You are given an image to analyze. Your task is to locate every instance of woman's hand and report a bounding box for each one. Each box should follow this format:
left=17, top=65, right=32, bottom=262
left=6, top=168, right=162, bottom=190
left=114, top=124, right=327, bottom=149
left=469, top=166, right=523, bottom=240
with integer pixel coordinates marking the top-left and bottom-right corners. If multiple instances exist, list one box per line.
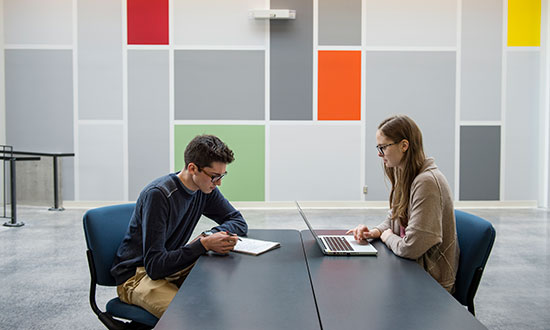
left=346, top=225, right=381, bottom=241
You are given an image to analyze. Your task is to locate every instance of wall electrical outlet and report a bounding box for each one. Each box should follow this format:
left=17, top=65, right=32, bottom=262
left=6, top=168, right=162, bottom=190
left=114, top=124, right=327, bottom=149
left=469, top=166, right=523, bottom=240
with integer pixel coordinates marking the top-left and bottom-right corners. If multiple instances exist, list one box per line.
left=363, top=186, right=368, bottom=194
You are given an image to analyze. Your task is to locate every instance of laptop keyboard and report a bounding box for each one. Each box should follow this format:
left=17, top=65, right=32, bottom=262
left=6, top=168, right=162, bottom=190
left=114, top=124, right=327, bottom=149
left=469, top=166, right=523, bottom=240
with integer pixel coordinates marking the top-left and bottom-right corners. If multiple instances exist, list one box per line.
left=324, top=236, right=354, bottom=252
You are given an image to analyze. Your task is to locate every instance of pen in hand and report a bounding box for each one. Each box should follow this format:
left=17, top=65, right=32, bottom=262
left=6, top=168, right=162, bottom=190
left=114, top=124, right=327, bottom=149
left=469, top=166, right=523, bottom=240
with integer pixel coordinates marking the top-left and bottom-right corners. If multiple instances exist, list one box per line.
left=226, top=231, right=242, bottom=241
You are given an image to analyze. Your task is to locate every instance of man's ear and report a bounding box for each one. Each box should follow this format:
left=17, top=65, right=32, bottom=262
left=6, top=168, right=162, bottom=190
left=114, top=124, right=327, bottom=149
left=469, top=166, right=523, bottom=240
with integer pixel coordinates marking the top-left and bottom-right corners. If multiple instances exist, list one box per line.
left=187, top=162, right=198, bottom=174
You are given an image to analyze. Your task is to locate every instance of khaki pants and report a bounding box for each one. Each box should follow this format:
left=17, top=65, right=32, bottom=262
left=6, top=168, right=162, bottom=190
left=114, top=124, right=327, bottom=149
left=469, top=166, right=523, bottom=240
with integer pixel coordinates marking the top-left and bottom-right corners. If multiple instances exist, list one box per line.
left=117, top=263, right=195, bottom=318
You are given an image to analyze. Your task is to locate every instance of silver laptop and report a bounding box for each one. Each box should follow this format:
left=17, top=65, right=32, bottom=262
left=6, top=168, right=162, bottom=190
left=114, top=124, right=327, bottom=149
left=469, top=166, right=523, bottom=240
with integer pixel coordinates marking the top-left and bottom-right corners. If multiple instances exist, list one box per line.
left=296, top=201, right=377, bottom=256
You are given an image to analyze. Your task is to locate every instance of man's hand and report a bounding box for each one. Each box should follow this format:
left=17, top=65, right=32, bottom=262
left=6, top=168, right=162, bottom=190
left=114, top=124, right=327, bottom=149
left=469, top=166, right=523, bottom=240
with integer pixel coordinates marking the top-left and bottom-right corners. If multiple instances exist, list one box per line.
left=346, top=225, right=381, bottom=241
left=200, top=232, right=238, bottom=254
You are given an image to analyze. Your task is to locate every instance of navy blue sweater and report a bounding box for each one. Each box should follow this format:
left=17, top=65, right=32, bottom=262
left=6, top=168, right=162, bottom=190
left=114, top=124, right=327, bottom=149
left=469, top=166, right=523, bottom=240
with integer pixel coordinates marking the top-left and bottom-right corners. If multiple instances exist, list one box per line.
left=111, top=173, right=248, bottom=285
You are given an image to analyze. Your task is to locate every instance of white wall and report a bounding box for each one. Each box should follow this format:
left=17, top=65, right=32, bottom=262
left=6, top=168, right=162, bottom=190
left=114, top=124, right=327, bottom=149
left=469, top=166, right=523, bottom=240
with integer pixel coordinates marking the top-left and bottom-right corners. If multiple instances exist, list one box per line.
left=1, top=0, right=548, bottom=205
left=543, top=0, right=550, bottom=208
left=1, top=0, right=5, bottom=202
left=0, top=0, right=6, bottom=144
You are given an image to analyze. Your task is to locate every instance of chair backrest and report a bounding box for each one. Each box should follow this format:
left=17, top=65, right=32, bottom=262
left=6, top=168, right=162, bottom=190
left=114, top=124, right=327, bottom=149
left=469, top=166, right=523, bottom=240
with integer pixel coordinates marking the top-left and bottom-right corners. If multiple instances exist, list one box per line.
left=83, top=203, right=136, bottom=286
left=453, top=210, right=496, bottom=306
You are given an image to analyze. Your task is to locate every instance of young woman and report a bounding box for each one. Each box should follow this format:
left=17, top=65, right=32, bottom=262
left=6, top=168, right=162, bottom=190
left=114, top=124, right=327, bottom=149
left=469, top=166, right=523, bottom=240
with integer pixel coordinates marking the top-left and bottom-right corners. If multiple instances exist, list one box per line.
left=347, top=115, right=459, bottom=292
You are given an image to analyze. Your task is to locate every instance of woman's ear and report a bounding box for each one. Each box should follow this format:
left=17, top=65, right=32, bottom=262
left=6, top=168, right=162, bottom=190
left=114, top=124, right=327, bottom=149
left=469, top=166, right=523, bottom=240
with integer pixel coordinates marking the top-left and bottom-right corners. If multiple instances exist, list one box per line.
left=401, top=140, right=409, bottom=152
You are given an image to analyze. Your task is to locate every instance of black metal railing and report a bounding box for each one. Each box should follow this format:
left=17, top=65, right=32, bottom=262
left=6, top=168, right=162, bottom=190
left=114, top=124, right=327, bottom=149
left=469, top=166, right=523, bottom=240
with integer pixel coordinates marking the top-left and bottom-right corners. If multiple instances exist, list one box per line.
left=1, top=145, right=41, bottom=227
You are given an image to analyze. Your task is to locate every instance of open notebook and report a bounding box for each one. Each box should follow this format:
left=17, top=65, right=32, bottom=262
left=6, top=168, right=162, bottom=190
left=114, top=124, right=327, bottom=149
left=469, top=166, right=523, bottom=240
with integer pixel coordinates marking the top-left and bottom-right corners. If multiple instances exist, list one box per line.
left=233, top=237, right=281, bottom=256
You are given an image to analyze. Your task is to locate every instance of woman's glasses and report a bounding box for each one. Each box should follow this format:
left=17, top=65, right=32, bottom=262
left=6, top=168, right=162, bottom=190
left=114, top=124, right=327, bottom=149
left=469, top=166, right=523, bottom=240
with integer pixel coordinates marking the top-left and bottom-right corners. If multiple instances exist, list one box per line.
left=375, top=142, right=398, bottom=156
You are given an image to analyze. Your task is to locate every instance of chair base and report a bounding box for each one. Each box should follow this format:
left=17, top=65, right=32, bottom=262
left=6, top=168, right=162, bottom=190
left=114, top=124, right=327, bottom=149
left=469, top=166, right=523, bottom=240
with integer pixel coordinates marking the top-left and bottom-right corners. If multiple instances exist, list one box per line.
left=98, top=312, right=153, bottom=330
left=106, top=298, right=158, bottom=328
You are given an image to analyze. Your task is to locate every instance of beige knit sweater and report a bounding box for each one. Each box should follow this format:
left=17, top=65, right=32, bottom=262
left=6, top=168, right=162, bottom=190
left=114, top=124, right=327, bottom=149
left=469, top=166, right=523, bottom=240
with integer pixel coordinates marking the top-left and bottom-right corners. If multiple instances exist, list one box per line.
left=374, top=158, right=459, bottom=293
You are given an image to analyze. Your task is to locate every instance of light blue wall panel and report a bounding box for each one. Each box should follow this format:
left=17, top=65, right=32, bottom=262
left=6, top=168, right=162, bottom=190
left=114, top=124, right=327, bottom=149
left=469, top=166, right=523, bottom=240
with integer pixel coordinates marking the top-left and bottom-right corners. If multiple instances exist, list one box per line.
left=319, top=0, right=361, bottom=46
left=5, top=49, right=74, bottom=199
left=77, top=0, right=122, bottom=120
left=78, top=124, right=124, bottom=201
left=365, top=51, right=456, bottom=201
left=4, top=0, right=72, bottom=45
left=128, top=50, right=170, bottom=200
left=270, top=0, right=313, bottom=120
left=505, top=52, right=539, bottom=201
left=460, top=126, right=500, bottom=200
left=460, top=0, right=502, bottom=121
left=174, top=50, right=264, bottom=120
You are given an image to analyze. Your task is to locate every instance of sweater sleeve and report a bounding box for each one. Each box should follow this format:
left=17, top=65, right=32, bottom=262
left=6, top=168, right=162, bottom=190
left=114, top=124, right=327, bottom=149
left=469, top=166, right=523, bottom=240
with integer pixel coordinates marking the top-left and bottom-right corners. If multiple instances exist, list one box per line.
left=141, top=189, right=207, bottom=280
left=202, top=188, right=248, bottom=236
left=373, top=210, right=393, bottom=234
left=384, top=173, right=443, bottom=260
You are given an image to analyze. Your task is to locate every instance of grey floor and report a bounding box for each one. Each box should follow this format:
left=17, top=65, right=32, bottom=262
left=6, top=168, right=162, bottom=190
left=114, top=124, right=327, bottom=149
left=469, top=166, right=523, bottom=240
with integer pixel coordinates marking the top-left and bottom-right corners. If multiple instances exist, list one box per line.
left=0, top=206, right=548, bottom=330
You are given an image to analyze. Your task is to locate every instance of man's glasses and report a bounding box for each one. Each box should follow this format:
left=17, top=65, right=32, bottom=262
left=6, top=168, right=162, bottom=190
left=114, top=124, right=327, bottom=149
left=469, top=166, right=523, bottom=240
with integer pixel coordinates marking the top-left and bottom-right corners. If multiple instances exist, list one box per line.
left=200, top=168, right=227, bottom=183
left=376, top=142, right=398, bottom=156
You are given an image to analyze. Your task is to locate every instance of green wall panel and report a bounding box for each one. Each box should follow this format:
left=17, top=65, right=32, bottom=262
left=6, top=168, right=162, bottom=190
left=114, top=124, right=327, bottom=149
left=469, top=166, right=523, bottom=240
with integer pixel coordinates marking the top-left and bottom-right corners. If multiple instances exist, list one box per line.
left=174, top=125, right=265, bottom=201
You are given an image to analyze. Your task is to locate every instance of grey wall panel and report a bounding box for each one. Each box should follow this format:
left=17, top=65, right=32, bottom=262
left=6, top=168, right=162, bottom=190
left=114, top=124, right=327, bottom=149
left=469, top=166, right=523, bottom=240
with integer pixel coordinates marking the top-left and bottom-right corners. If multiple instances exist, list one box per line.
left=270, top=0, right=313, bottom=120
left=77, top=0, right=122, bottom=120
left=78, top=124, right=124, bottom=201
left=174, top=50, right=264, bottom=120
left=319, top=0, right=361, bottom=46
left=128, top=50, right=170, bottom=200
left=505, top=52, right=539, bottom=201
left=460, top=0, right=502, bottom=121
left=5, top=50, right=74, bottom=199
left=460, top=126, right=500, bottom=200
left=364, top=51, right=456, bottom=201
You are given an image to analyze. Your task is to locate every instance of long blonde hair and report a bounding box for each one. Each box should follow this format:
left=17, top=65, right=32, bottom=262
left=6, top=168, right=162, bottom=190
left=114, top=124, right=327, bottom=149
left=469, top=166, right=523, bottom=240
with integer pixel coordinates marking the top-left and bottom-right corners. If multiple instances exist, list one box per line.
left=378, top=115, right=426, bottom=227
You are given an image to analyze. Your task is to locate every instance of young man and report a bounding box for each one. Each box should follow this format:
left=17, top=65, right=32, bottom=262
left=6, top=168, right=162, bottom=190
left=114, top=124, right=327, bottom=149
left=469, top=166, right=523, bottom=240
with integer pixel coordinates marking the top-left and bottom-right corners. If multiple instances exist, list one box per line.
left=111, top=134, right=248, bottom=318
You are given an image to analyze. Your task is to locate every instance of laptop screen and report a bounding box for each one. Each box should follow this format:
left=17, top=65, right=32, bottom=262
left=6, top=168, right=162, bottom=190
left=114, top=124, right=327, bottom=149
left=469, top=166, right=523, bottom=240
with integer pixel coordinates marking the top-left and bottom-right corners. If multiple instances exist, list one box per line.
left=295, top=201, right=326, bottom=249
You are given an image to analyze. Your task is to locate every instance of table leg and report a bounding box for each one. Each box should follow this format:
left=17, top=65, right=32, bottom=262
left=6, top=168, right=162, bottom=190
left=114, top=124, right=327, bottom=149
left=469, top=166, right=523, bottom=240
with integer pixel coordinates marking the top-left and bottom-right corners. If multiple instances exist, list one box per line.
left=48, top=156, right=64, bottom=211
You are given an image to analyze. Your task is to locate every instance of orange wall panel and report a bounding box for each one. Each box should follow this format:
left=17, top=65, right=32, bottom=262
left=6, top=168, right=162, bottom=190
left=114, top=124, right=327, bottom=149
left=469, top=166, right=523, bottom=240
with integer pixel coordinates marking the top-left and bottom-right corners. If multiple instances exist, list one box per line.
left=318, top=51, right=361, bottom=120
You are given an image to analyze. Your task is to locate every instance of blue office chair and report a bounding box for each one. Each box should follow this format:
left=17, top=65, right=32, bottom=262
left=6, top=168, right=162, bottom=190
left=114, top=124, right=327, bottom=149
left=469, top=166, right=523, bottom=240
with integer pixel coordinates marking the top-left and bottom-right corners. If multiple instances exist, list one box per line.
left=452, top=210, right=496, bottom=316
left=83, top=203, right=159, bottom=330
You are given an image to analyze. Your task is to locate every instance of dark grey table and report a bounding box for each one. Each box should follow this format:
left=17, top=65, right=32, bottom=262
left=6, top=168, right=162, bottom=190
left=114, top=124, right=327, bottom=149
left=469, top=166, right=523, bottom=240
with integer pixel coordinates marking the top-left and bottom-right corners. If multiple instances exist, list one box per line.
left=155, top=229, right=320, bottom=330
left=302, top=230, right=488, bottom=330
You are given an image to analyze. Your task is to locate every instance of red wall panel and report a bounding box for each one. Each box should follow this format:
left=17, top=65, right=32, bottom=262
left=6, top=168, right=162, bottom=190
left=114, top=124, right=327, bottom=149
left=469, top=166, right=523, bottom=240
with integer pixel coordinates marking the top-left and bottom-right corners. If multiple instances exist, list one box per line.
left=127, top=0, right=169, bottom=45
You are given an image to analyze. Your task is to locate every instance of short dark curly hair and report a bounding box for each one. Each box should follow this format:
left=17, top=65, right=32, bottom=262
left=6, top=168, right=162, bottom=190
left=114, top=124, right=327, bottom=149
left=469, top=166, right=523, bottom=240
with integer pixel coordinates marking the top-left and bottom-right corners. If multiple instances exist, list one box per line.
left=184, top=135, right=234, bottom=169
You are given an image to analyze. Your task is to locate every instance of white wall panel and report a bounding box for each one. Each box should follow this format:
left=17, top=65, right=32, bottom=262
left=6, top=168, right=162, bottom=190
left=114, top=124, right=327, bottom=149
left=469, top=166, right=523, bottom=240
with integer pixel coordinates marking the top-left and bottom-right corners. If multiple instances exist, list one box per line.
left=78, top=124, right=124, bottom=201
left=504, top=52, right=540, bottom=200
left=269, top=125, right=361, bottom=201
left=4, top=0, right=72, bottom=44
left=174, top=0, right=266, bottom=46
left=364, top=0, right=457, bottom=47
left=77, top=0, right=123, bottom=120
